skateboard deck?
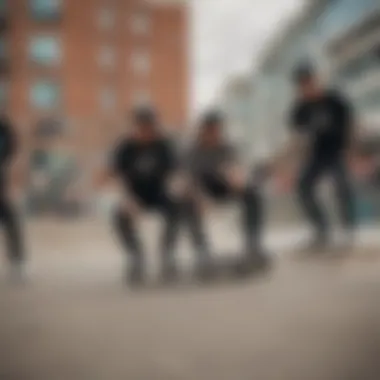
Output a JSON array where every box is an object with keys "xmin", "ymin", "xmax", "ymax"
[{"xmin": 128, "ymin": 253, "xmax": 272, "ymax": 290}]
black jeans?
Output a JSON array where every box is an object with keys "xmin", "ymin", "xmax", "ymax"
[
  {"xmin": 184, "ymin": 178, "xmax": 264, "ymax": 258},
  {"xmin": 298, "ymin": 154, "xmax": 355, "ymax": 239},
  {"xmin": 113, "ymin": 192, "xmax": 181, "ymax": 267},
  {"xmin": 0, "ymin": 191, "xmax": 24, "ymax": 265}
]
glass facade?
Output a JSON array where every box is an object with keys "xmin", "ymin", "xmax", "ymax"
[
  {"xmin": 316, "ymin": 0, "xmax": 379, "ymax": 39},
  {"xmin": 358, "ymin": 88, "xmax": 380, "ymax": 112},
  {"xmin": 31, "ymin": 81, "xmax": 60, "ymax": 109},
  {"xmin": 29, "ymin": 0, "xmax": 62, "ymax": 21},
  {"xmin": 338, "ymin": 47, "xmax": 380, "ymax": 82},
  {"xmin": 29, "ymin": 35, "xmax": 61, "ymax": 65}
]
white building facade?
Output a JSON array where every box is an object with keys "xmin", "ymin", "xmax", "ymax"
[{"xmin": 248, "ymin": 0, "xmax": 380, "ymax": 160}]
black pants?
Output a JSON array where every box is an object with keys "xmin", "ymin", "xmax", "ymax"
[
  {"xmin": 0, "ymin": 193, "xmax": 24, "ymax": 265},
  {"xmin": 298, "ymin": 155, "xmax": 355, "ymax": 239},
  {"xmin": 113, "ymin": 192, "xmax": 181, "ymax": 266},
  {"xmin": 184, "ymin": 178, "xmax": 264, "ymax": 257}
]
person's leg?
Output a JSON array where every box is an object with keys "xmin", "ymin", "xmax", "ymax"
[
  {"xmin": 157, "ymin": 194, "xmax": 182, "ymax": 279},
  {"xmin": 297, "ymin": 157, "xmax": 329, "ymax": 246},
  {"xmin": 183, "ymin": 195, "xmax": 212, "ymax": 272},
  {"xmin": 239, "ymin": 184, "xmax": 264, "ymax": 255},
  {"xmin": 112, "ymin": 208, "xmax": 144, "ymax": 283},
  {"xmin": 0, "ymin": 196, "xmax": 25, "ymax": 277},
  {"xmin": 330, "ymin": 157, "xmax": 356, "ymax": 239}
]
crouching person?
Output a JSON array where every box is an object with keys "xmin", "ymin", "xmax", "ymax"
[
  {"xmin": 184, "ymin": 111, "xmax": 269, "ymax": 278},
  {"xmin": 109, "ymin": 107, "xmax": 182, "ymax": 285}
]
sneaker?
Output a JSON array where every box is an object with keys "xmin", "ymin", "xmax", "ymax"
[
  {"xmin": 335, "ymin": 230, "xmax": 355, "ymax": 253},
  {"xmin": 125, "ymin": 260, "xmax": 144, "ymax": 287},
  {"xmin": 8, "ymin": 261, "xmax": 27, "ymax": 285},
  {"xmin": 296, "ymin": 235, "xmax": 330, "ymax": 257},
  {"xmin": 195, "ymin": 257, "xmax": 215, "ymax": 281},
  {"xmin": 237, "ymin": 249, "xmax": 271, "ymax": 276},
  {"xmin": 161, "ymin": 263, "xmax": 178, "ymax": 284}
]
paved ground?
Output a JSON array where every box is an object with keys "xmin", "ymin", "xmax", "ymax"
[{"xmin": 1, "ymin": 218, "xmax": 380, "ymax": 380}]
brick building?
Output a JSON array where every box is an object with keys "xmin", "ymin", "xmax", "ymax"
[{"xmin": 0, "ymin": 0, "xmax": 189, "ymax": 181}]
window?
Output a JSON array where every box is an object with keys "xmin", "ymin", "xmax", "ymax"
[
  {"xmin": 100, "ymin": 88, "xmax": 116, "ymax": 110},
  {"xmin": 29, "ymin": 0, "xmax": 62, "ymax": 21},
  {"xmin": 0, "ymin": 37, "xmax": 6, "ymax": 59},
  {"xmin": 130, "ymin": 12, "xmax": 151, "ymax": 35},
  {"xmin": 0, "ymin": 0, "xmax": 6, "ymax": 15},
  {"xmin": 31, "ymin": 80, "xmax": 60, "ymax": 109},
  {"xmin": 339, "ymin": 49, "xmax": 380, "ymax": 82},
  {"xmin": 130, "ymin": 50, "xmax": 150, "ymax": 76},
  {"xmin": 359, "ymin": 88, "xmax": 380, "ymax": 111},
  {"xmin": 316, "ymin": 0, "xmax": 379, "ymax": 40},
  {"xmin": 97, "ymin": 8, "xmax": 115, "ymax": 30},
  {"xmin": 132, "ymin": 90, "xmax": 150, "ymax": 106},
  {"xmin": 98, "ymin": 46, "xmax": 115, "ymax": 69},
  {"xmin": 29, "ymin": 35, "xmax": 61, "ymax": 65},
  {"xmin": 0, "ymin": 80, "xmax": 8, "ymax": 103}
]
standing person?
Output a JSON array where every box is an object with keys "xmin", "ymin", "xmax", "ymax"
[
  {"xmin": 108, "ymin": 107, "xmax": 181, "ymax": 285},
  {"xmin": 0, "ymin": 115, "xmax": 25, "ymax": 280},
  {"xmin": 184, "ymin": 111, "xmax": 268, "ymax": 278},
  {"xmin": 27, "ymin": 121, "xmax": 57, "ymax": 216},
  {"xmin": 27, "ymin": 120, "xmax": 81, "ymax": 218},
  {"xmin": 275, "ymin": 63, "xmax": 356, "ymax": 251}
]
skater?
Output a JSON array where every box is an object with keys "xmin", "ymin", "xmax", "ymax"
[
  {"xmin": 27, "ymin": 120, "xmax": 80, "ymax": 217},
  {"xmin": 109, "ymin": 107, "xmax": 181, "ymax": 285},
  {"xmin": 184, "ymin": 111, "xmax": 268, "ymax": 278},
  {"xmin": 275, "ymin": 63, "xmax": 356, "ymax": 252},
  {"xmin": 0, "ymin": 115, "xmax": 25, "ymax": 281}
]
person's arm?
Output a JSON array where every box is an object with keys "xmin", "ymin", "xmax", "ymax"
[
  {"xmin": 219, "ymin": 144, "xmax": 253, "ymax": 190},
  {"xmin": 269, "ymin": 103, "xmax": 308, "ymax": 172},
  {"xmin": 338, "ymin": 94, "xmax": 358, "ymax": 156},
  {"xmin": 105, "ymin": 141, "xmax": 141, "ymax": 214},
  {"xmin": 162, "ymin": 140, "xmax": 188, "ymax": 198},
  {"xmin": 0, "ymin": 118, "xmax": 16, "ymax": 167},
  {"xmin": 270, "ymin": 132, "xmax": 307, "ymax": 169}
]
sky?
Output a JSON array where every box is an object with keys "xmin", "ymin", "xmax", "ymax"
[{"xmin": 190, "ymin": 0, "xmax": 304, "ymax": 114}]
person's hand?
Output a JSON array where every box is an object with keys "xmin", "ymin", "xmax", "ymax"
[
  {"xmin": 9, "ymin": 186, "xmax": 24, "ymax": 206},
  {"xmin": 226, "ymin": 166, "xmax": 247, "ymax": 191},
  {"xmin": 33, "ymin": 172, "xmax": 49, "ymax": 190},
  {"xmin": 120, "ymin": 195, "xmax": 141, "ymax": 218},
  {"xmin": 252, "ymin": 162, "xmax": 274, "ymax": 184},
  {"xmin": 166, "ymin": 173, "xmax": 189, "ymax": 199}
]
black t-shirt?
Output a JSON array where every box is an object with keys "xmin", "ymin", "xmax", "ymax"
[
  {"xmin": 0, "ymin": 119, "xmax": 15, "ymax": 169},
  {"xmin": 290, "ymin": 90, "xmax": 353, "ymax": 158},
  {"xmin": 112, "ymin": 137, "xmax": 176, "ymax": 199}
]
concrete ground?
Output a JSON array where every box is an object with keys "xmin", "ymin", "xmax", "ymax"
[{"xmin": 1, "ymin": 217, "xmax": 380, "ymax": 380}]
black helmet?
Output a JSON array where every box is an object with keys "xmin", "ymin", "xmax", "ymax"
[
  {"xmin": 132, "ymin": 106, "xmax": 157, "ymax": 126},
  {"xmin": 292, "ymin": 62, "xmax": 315, "ymax": 84},
  {"xmin": 201, "ymin": 110, "xmax": 224, "ymax": 129}
]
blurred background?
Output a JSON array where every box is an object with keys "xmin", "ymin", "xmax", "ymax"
[
  {"xmin": 0, "ymin": 0, "xmax": 379, "ymax": 226},
  {"xmin": 1, "ymin": 1, "xmax": 380, "ymax": 379}
]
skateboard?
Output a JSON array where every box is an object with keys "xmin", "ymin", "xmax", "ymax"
[{"xmin": 127, "ymin": 253, "xmax": 272, "ymax": 290}]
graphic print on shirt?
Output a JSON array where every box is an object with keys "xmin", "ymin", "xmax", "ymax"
[
  {"xmin": 310, "ymin": 105, "xmax": 332, "ymax": 134},
  {"xmin": 134, "ymin": 152, "xmax": 157, "ymax": 176}
]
